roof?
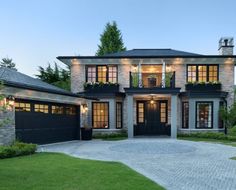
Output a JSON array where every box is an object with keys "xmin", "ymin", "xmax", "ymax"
[
  {"xmin": 0, "ymin": 67, "xmax": 79, "ymax": 97},
  {"xmin": 103, "ymin": 49, "xmax": 202, "ymax": 57},
  {"xmin": 57, "ymin": 48, "xmax": 236, "ymax": 60}
]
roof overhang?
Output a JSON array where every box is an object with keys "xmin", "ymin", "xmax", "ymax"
[{"xmin": 124, "ymin": 87, "xmax": 181, "ymax": 95}]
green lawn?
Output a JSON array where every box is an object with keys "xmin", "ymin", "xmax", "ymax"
[{"xmin": 0, "ymin": 153, "xmax": 164, "ymax": 190}]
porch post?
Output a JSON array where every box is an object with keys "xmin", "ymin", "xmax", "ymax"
[
  {"xmin": 127, "ymin": 95, "xmax": 134, "ymax": 138},
  {"xmin": 171, "ymin": 95, "xmax": 177, "ymax": 138}
]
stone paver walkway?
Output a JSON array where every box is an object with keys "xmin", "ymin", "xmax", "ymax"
[{"xmin": 39, "ymin": 139, "xmax": 236, "ymax": 190}]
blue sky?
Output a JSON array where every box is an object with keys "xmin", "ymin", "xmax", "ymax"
[{"xmin": 0, "ymin": 0, "xmax": 235, "ymax": 76}]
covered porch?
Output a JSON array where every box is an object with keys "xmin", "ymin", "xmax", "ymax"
[{"xmin": 124, "ymin": 88, "xmax": 180, "ymax": 138}]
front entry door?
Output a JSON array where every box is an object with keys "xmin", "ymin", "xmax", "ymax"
[{"xmin": 134, "ymin": 100, "xmax": 170, "ymax": 136}]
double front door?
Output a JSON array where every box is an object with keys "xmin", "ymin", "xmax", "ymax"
[{"xmin": 134, "ymin": 100, "xmax": 170, "ymax": 136}]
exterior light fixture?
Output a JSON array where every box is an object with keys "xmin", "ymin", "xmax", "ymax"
[
  {"xmin": 82, "ymin": 104, "xmax": 88, "ymax": 114},
  {"xmin": 6, "ymin": 95, "xmax": 15, "ymax": 111},
  {"xmin": 150, "ymin": 96, "xmax": 154, "ymax": 104}
]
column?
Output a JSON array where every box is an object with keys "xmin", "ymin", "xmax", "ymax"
[
  {"xmin": 127, "ymin": 95, "xmax": 134, "ymax": 138},
  {"xmin": 171, "ymin": 95, "xmax": 177, "ymax": 138}
]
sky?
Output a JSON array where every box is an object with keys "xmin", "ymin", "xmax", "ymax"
[{"xmin": 0, "ymin": 0, "xmax": 235, "ymax": 77}]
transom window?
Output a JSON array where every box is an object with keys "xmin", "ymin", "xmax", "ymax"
[
  {"xmin": 34, "ymin": 104, "xmax": 48, "ymax": 113},
  {"xmin": 187, "ymin": 65, "xmax": 219, "ymax": 82},
  {"xmin": 65, "ymin": 106, "xmax": 76, "ymax": 115},
  {"xmin": 52, "ymin": 105, "xmax": 64, "ymax": 114},
  {"xmin": 86, "ymin": 66, "xmax": 117, "ymax": 83},
  {"xmin": 116, "ymin": 102, "xmax": 122, "ymax": 129},
  {"xmin": 196, "ymin": 102, "xmax": 213, "ymax": 128},
  {"xmin": 137, "ymin": 102, "xmax": 144, "ymax": 123},
  {"xmin": 15, "ymin": 102, "xmax": 31, "ymax": 112},
  {"xmin": 160, "ymin": 102, "xmax": 167, "ymax": 123},
  {"xmin": 92, "ymin": 102, "xmax": 109, "ymax": 129}
]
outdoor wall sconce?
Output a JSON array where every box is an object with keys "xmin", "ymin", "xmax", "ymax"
[
  {"xmin": 5, "ymin": 95, "xmax": 15, "ymax": 111},
  {"xmin": 150, "ymin": 96, "xmax": 154, "ymax": 104},
  {"xmin": 82, "ymin": 103, "xmax": 88, "ymax": 114}
]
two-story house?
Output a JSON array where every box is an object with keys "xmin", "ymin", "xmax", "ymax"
[{"xmin": 58, "ymin": 37, "xmax": 235, "ymax": 138}]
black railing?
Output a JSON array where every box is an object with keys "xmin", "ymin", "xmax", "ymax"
[{"xmin": 129, "ymin": 72, "xmax": 175, "ymax": 88}]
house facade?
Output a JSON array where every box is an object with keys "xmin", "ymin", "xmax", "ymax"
[{"xmin": 58, "ymin": 37, "xmax": 236, "ymax": 138}]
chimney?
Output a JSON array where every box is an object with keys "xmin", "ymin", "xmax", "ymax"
[{"xmin": 218, "ymin": 37, "xmax": 234, "ymax": 55}]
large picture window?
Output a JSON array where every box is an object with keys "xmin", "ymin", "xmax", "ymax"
[
  {"xmin": 92, "ymin": 102, "xmax": 109, "ymax": 129},
  {"xmin": 86, "ymin": 65, "xmax": 118, "ymax": 83},
  {"xmin": 187, "ymin": 65, "xmax": 218, "ymax": 82},
  {"xmin": 116, "ymin": 102, "xmax": 122, "ymax": 129},
  {"xmin": 196, "ymin": 102, "xmax": 213, "ymax": 128},
  {"xmin": 182, "ymin": 102, "xmax": 189, "ymax": 128}
]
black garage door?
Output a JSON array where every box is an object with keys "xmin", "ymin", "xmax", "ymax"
[{"xmin": 15, "ymin": 99, "xmax": 80, "ymax": 144}]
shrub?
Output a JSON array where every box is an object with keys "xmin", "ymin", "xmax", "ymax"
[
  {"xmin": 93, "ymin": 131, "xmax": 127, "ymax": 139},
  {"xmin": 0, "ymin": 142, "xmax": 37, "ymax": 159}
]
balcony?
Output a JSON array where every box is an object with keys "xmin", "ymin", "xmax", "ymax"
[{"xmin": 129, "ymin": 72, "xmax": 176, "ymax": 88}]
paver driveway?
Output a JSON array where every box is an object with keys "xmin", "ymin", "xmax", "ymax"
[{"xmin": 39, "ymin": 138, "xmax": 236, "ymax": 190}]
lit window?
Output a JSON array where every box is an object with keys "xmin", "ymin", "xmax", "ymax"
[
  {"xmin": 198, "ymin": 66, "xmax": 207, "ymax": 82},
  {"xmin": 137, "ymin": 102, "xmax": 144, "ymax": 123},
  {"xmin": 92, "ymin": 102, "xmax": 109, "ymax": 128},
  {"xmin": 97, "ymin": 66, "xmax": 107, "ymax": 82},
  {"xmin": 87, "ymin": 66, "xmax": 96, "ymax": 82},
  {"xmin": 15, "ymin": 102, "xmax": 31, "ymax": 112},
  {"xmin": 187, "ymin": 66, "xmax": 197, "ymax": 82},
  {"xmin": 65, "ymin": 106, "xmax": 76, "ymax": 115},
  {"xmin": 160, "ymin": 102, "xmax": 167, "ymax": 123},
  {"xmin": 209, "ymin": 65, "xmax": 218, "ymax": 82},
  {"xmin": 34, "ymin": 104, "xmax": 48, "ymax": 113},
  {"xmin": 52, "ymin": 105, "xmax": 64, "ymax": 114},
  {"xmin": 196, "ymin": 102, "xmax": 213, "ymax": 128},
  {"xmin": 108, "ymin": 66, "xmax": 117, "ymax": 83}
]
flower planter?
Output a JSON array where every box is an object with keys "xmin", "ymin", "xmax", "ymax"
[
  {"xmin": 84, "ymin": 84, "xmax": 119, "ymax": 93},
  {"xmin": 147, "ymin": 78, "xmax": 157, "ymax": 88},
  {"xmin": 81, "ymin": 128, "xmax": 93, "ymax": 140},
  {"xmin": 185, "ymin": 83, "xmax": 221, "ymax": 91}
]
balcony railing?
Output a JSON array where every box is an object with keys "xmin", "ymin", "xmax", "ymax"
[{"xmin": 129, "ymin": 72, "xmax": 175, "ymax": 88}]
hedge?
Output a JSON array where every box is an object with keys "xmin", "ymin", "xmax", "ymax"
[{"xmin": 0, "ymin": 142, "xmax": 37, "ymax": 159}]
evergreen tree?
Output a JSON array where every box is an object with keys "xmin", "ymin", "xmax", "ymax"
[
  {"xmin": 96, "ymin": 21, "xmax": 126, "ymax": 56},
  {"xmin": 0, "ymin": 57, "xmax": 17, "ymax": 71}
]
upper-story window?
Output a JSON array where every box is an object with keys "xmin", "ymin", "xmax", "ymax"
[
  {"xmin": 187, "ymin": 65, "xmax": 218, "ymax": 82},
  {"xmin": 86, "ymin": 65, "xmax": 117, "ymax": 83}
]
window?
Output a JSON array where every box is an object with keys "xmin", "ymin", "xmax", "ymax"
[
  {"xmin": 66, "ymin": 106, "xmax": 76, "ymax": 115},
  {"xmin": 187, "ymin": 65, "xmax": 197, "ymax": 82},
  {"xmin": 15, "ymin": 102, "xmax": 31, "ymax": 112},
  {"xmin": 182, "ymin": 102, "xmax": 189, "ymax": 128},
  {"xmin": 92, "ymin": 102, "xmax": 109, "ymax": 128},
  {"xmin": 137, "ymin": 102, "xmax": 144, "ymax": 123},
  {"xmin": 196, "ymin": 102, "xmax": 213, "ymax": 128},
  {"xmin": 209, "ymin": 65, "xmax": 218, "ymax": 82},
  {"xmin": 198, "ymin": 66, "xmax": 207, "ymax": 82},
  {"xmin": 86, "ymin": 66, "xmax": 118, "ymax": 83},
  {"xmin": 187, "ymin": 65, "xmax": 219, "ymax": 82},
  {"xmin": 34, "ymin": 104, "xmax": 48, "ymax": 113},
  {"xmin": 87, "ymin": 66, "xmax": 96, "ymax": 82},
  {"xmin": 52, "ymin": 105, "xmax": 64, "ymax": 114},
  {"xmin": 108, "ymin": 66, "xmax": 117, "ymax": 83},
  {"xmin": 116, "ymin": 102, "xmax": 122, "ymax": 129},
  {"xmin": 97, "ymin": 66, "xmax": 107, "ymax": 82},
  {"xmin": 160, "ymin": 102, "xmax": 167, "ymax": 123}
]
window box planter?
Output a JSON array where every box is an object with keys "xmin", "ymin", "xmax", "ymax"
[
  {"xmin": 81, "ymin": 128, "xmax": 93, "ymax": 140},
  {"xmin": 84, "ymin": 83, "xmax": 119, "ymax": 93},
  {"xmin": 185, "ymin": 83, "xmax": 221, "ymax": 91}
]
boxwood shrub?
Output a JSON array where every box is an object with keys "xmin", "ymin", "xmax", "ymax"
[
  {"xmin": 178, "ymin": 132, "xmax": 236, "ymax": 141},
  {"xmin": 0, "ymin": 142, "xmax": 37, "ymax": 159}
]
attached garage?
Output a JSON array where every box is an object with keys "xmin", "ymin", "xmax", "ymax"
[
  {"xmin": 0, "ymin": 67, "xmax": 88, "ymax": 145},
  {"xmin": 15, "ymin": 99, "xmax": 80, "ymax": 144}
]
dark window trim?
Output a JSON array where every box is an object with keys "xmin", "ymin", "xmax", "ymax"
[
  {"xmin": 182, "ymin": 102, "xmax": 189, "ymax": 129},
  {"xmin": 92, "ymin": 101, "xmax": 110, "ymax": 129},
  {"xmin": 186, "ymin": 64, "xmax": 219, "ymax": 82},
  {"xmin": 195, "ymin": 101, "xmax": 213, "ymax": 129},
  {"xmin": 85, "ymin": 65, "xmax": 118, "ymax": 83},
  {"xmin": 136, "ymin": 101, "xmax": 145, "ymax": 124},
  {"xmin": 159, "ymin": 100, "xmax": 168, "ymax": 123},
  {"xmin": 116, "ymin": 102, "xmax": 123, "ymax": 129}
]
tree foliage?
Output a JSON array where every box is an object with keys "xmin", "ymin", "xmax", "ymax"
[
  {"xmin": 219, "ymin": 102, "xmax": 236, "ymax": 132},
  {"xmin": 0, "ymin": 57, "xmax": 17, "ymax": 71},
  {"xmin": 96, "ymin": 21, "xmax": 126, "ymax": 56},
  {"xmin": 36, "ymin": 62, "xmax": 70, "ymax": 91}
]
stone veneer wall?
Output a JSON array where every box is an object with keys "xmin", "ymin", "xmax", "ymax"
[
  {"xmin": 0, "ymin": 110, "xmax": 15, "ymax": 145},
  {"xmin": 71, "ymin": 63, "xmax": 85, "ymax": 93}
]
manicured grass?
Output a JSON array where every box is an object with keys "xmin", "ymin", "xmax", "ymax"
[
  {"xmin": 231, "ymin": 157, "xmax": 236, "ymax": 160},
  {"xmin": 0, "ymin": 153, "xmax": 164, "ymax": 190}
]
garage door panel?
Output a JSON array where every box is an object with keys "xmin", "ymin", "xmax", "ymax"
[{"xmin": 15, "ymin": 99, "xmax": 80, "ymax": 144}]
